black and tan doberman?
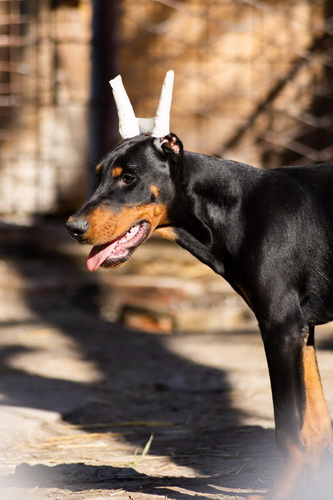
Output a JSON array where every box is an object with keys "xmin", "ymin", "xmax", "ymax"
[{"xmin": 66, "ymin": 130, "xmax": 333, "ymax": 498}]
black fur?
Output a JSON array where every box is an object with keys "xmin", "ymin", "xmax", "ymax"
[{"xmin": 66, "ymin": 133, "xmax": 333, "ymax": 499}]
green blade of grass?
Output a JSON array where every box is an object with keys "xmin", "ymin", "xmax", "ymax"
[{"xmin": 130, "ymin": 433, "xmax": 154, "ymax": 467}]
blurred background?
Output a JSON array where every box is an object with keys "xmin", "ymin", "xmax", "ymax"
[
  {"xmin": 0, "ymin": 0, "xmax": 332, "ymax": 330},
  {"xmin": 1, "ymin": 0, "xmax": 333, "ymax": 219},
  {"xmin": 1, "ymin": 3, "xmax": 333, "ymax": 498}
]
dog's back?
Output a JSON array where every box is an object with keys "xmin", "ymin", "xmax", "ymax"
[{"xmin": 67, "ymin": 134, "xmax": 333, "ymax": 500}]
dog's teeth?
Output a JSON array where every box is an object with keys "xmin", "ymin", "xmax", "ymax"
[{"xmin": 87, "ymin": 221, "xmax": 149, "ymax": 272}]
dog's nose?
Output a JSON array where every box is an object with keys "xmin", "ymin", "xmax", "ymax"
[{"xmin": 66, "ymin": 217, "xmax": 89, "ymax": 240}]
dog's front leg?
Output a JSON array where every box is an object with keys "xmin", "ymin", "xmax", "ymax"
[{"xmin": 249, "ymin": 321, "xmax": 332, "ymax": 500}]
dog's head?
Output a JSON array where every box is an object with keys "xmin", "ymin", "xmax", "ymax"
[
  {"xmin": 66, "ymin": 133, "xmax": 183, "ymax": 271},
  {"xmin": 66, "ymin": 71, "xmax": 183, "ymax": 271}
]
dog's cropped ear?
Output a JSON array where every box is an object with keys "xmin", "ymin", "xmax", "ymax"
[
  {"xmin": 157, "ymin": 134, "xmax": 183, "ymax": 160},
  {"xmin": 160, "ymin": 134, "xmax": 183, "ymax": 155}
]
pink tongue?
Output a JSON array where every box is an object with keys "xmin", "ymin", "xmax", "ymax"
[{"xmin": 87, "ymin": 241, "xmax": 117, "ymax": 272}]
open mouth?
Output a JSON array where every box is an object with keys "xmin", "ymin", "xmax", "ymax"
[{"xmin": 87, "ymin": 220, "xmax": 150, "ymax": 272}]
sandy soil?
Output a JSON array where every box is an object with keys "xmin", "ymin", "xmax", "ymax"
[{"xmin": 0, "ymin": 225, "xmax": 333, "ymax": 500}]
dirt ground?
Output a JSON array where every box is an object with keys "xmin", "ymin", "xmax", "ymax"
[{"xmin": 0, "ymin": 223, "xmax": 333, "ymax": 500}]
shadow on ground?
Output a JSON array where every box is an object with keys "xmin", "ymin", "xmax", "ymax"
[{"xmin": 1, "ymin": 222, "xmax": 332, "ymax": 499}]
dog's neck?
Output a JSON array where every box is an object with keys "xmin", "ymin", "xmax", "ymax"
[{"xmin": 165, "ymin": 151, "xmax": 261, "ymax": 277}]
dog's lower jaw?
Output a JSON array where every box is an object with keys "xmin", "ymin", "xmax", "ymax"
[{"xmin": 87, "ymin": 220, "xmax": 151, "ymax": 271}]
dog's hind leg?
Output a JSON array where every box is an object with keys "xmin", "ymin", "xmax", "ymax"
[
  {"xmin": 251, "ymin": 319, "xmax": 332, "ymax": 500},
  {"xmin": 300, "ymin": 326, "xmax": 332, "ymax": 458}
]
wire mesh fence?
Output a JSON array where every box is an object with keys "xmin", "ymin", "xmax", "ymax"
[
  {"xmin": 119, "ymin": 0, "xmax": 333, "ymax": 167},
  {"xmin": 0, "ymin": 0, "xmax": 332, "ymax": 216},
  {"xmin": 0, "ymin": 0, "xmax": 91, "ymax": 216}
]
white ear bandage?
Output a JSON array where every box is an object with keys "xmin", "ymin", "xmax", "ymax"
[{"xmin": 109, "ymin": 71, "xmax": 174, "ymax": 139}]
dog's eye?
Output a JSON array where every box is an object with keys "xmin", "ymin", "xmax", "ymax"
[{"xmin": 122, "ymin": 174, "xmax": 135, "ymax": 185}]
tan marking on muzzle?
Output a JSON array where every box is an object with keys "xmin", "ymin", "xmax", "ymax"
[{"xmin": 84, "ymin": 203, "xmax": 170, "ymax": 246}]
